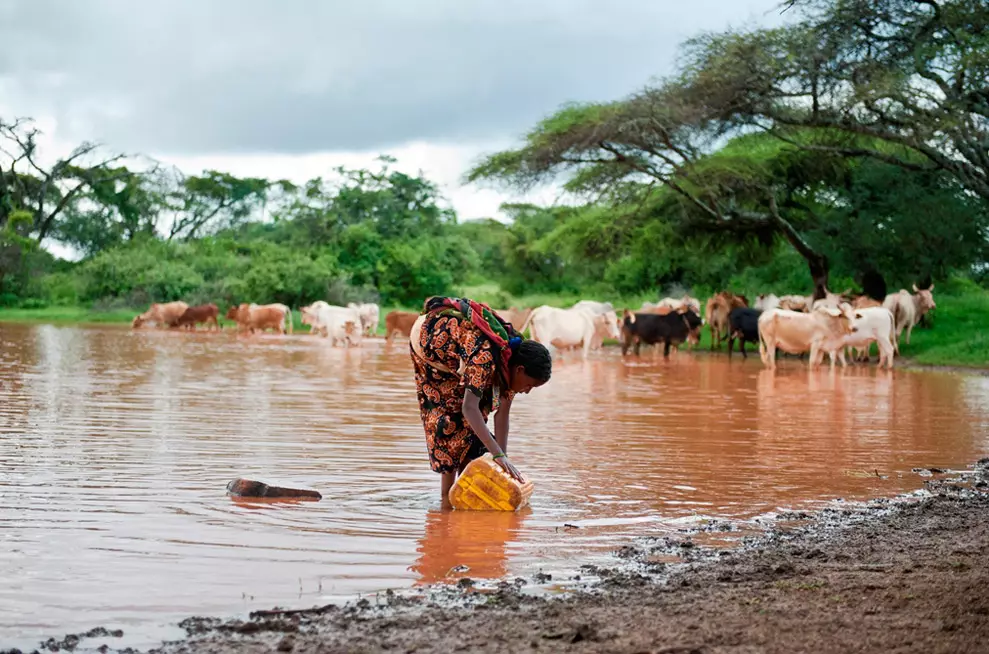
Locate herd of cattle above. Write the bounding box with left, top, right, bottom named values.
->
left=130, top=283, right=937, bottom=369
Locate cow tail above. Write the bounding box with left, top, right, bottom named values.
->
left=286, top=307, right=293, bottom=335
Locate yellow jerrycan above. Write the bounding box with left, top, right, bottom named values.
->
left=449, top=453, right=534, bottom=511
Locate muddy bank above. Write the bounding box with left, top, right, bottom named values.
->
left=19, top=462, right=975, bottom=654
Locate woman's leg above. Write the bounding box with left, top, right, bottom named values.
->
left=440, top=471, right=456, bottom=509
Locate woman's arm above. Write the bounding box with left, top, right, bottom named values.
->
left=462, top=390, right=524, bottom=482
left=493, top=393, right=513, bottom=453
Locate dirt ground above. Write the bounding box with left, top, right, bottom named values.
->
left=10, top=465, right=989, bottom=654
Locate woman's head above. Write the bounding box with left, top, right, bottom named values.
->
left=507, top=339, right=552, bottom=394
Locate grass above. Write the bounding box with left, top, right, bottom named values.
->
left=2, top=282, right=987, bottom=368
left=900, top=290, right=989, bottom=368
left=0, top=306, right=136, bottom=325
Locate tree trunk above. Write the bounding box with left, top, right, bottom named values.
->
left=768, top=196, right=829, bottom=296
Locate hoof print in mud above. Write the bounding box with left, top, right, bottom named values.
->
left=226, top=478, right=322, bottom=501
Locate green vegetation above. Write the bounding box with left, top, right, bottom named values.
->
left=2, top=1, right=988, bottom=368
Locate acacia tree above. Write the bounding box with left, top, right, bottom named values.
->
left=469, top=0, right=989, bottom=291
left=164, top=169, right=272, bottom=240
left=0, top=118, right=132, bottom=242
left=467, top=87, right=858, bottom=290
left=684, top=0, right=989, bottom=200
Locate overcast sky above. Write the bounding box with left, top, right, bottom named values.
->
left=0, top=0, right=782, bottom=223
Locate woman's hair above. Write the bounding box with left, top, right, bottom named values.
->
left=508, top=339, right=552, bottom=382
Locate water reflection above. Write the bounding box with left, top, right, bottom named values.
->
left=412, top=510, right=528, bottom=585
left=1, top=323, right=987, bottom=648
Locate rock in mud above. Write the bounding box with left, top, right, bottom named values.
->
left=225, top=478, right=322, bottom=500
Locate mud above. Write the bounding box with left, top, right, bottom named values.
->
left=12, top=460, right=982, bottom=654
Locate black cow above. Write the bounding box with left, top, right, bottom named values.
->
left=621, top=309, right=703, bottom=357
left=727, top=307, right=761, bottom=359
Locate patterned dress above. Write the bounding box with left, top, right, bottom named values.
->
left=412, top=311, right=513, bottom=473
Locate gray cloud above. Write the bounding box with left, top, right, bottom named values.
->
left=0, top=0, right=781, bottom=156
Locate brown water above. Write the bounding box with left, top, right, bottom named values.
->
left=1, top=323, right=987, bottom=648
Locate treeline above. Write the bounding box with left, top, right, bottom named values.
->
left=3, top=0, right=989, bottom=310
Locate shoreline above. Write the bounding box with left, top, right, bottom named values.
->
left=11, top=460, right=987, bottom=654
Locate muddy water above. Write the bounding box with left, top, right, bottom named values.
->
left=1, top=323, right=987, bottom=648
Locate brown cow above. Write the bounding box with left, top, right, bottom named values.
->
left=705, top=291, right=748, bottom=350
left=226, top=303, right=292, bottom=335
left=175, top=303, right=220, bottom=331
left=385, top=310, right=419, bottom=342
left=132, top=301, right=189, bottom=329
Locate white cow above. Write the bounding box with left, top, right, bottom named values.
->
left=521, top=306, right=605, bottom=358
left=838, top=307, right=897, bottom=369
left=572, top=300, right=614, bottom=315
left=811, top=288, right=852, bottom=311
left=758, top=304, right=858, bottom=369
left=348, top=302, right=381, bottom=337
left=302, top=301, right=362, bottom=347
left=754, top=294, right=780, bottom=312
left=883, top=285, right=936, bottom=346
left=571, top=300, right=620, bottom=349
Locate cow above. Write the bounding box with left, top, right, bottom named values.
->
left=852, top=295, right=883, bottom=309
left=883, top=284, right=936, bottom=346
left=640, top=302, right=675, bottom=315
left=570, top=300, right=620, bottom=349
left=754, top=294, right=780, bottom=312
left=132, top=301, right=189, bottom=329
left=385, top=311, right=419, bottom=342
left=572, top=300, right=614, bottom=315
left=811, top=288, right=852, bottom=311
left=727, top=307, right=761, bottom=359
left=226, top=303, right=292, bottom=335
left=621, top=308, right=703, bottom=358
left=778, top=295, right=812, bottom=312
left=521, top=306, right=611, bottom=358
left=303, top=301, right=362, bottom=346
left=840, top=307, right=897, bottom=369
left=347, top=302, right=381, bottom=337
left=174, top=303, right=220, bottom=331
left=757, top=304, right=858, bottom=369
left=654, top=294, right=702, bottom=316
left=705, top=291, right=749, bottom=350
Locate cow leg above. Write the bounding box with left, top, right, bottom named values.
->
left=727, top=335, right=734, bottom=358
left=663, top=341, right=672, bottom=358
left=905, top=322, right=914, bottom=345
left=878, top=338, right=894, bottom=369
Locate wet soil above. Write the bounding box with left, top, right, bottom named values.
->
left=16, top=462, right=982, bottom=654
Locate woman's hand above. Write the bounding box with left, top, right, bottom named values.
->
left=495, top=455, right=525, bottom=483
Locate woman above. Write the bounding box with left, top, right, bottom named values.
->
left=410, top=297, right=552, bottom=508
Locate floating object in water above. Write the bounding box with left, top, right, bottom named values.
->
left=226, top=478, right=322, bottom=501
left=449, top=453, right=533, bottom=511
